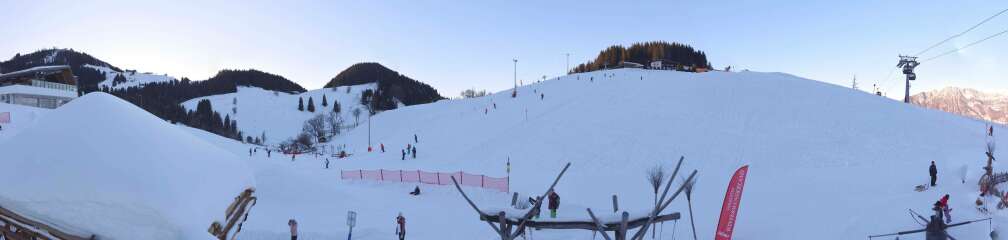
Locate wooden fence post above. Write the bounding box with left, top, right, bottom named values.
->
left=612, top=195, right=619, bottom=213
left=359, top=170, right=362, bottom=180
left=511, top=192, right=519, bottom=206
left=380, top=169, right=384, bottom=181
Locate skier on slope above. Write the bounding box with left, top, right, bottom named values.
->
left=548, top=191, right=560, bottom=218
left=930, top=161, right=938, bottom=187
left=401, top=149, right=406, bottom=160
left=412, top=147, right=417, bottom=159
left=414, top=134, right=418, bottom=143
left=396, top=213, right=407, bottom=240
left=381, top=143, right=385, bottom=153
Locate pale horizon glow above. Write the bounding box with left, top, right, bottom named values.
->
left=2, top=0, right=1006, bottom=97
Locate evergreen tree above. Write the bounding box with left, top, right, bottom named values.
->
left=307, top=97, right=316, bottom=112
left=322, top=94, right=328, bottom=107
left=333, top=100, right=341, bottom=113
left=298, top=97, right=304, bottom=111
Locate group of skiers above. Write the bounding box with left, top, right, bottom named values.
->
left=401, top=134, right=419, bottom=160
left=926, top=161, right=953, bottom=224
left=249, top=147, right=272, bottom=158
left=286, top=213, right=410, bottom=240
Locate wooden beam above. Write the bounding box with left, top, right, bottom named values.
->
left=482, top=212, right=679, bottom=231
left=586, top=208, right=613, bottom=240
left=616, top=212, right=629, bottom=240
left=510, top=162, right=571, bottom=239
left=450, top=176, right=503, bottom=233
left=633, top=170, right=697, bottom=240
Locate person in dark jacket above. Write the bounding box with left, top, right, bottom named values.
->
left=396, top=213, right=406, bottom=240
left=409, top=186, right=421, bottom=195
left=401, top=149, right=406, bottom=160
left=412, top=147, right=417, bottom=159
left=548, top=191, right=560, bottom=218
left=930, top=161, right=938, bottom=187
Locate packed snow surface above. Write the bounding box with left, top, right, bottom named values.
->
left=0, top=93, right=254, bottom=240
left=185, top=69, right=1006, bottom=239
left=5, top=68, right=1008, bottom=240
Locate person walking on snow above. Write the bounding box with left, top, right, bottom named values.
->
left=548, top=191, right=560, bottom=218
left=936, top=194, right=952, bottom=223
left=325, top=158, right=329, bottom=169
left=381, top=143, right=385, bottom=153
left=396, top=213, right=406, bottom=240
left=411, top=147, right=417, bottom=159
left=929, top=161, right=938, bottom=187
left=401, top=149, right=406, bottom=160
left=414, top=134, right=418, bottom=143
left=288, top=219, right=298, bottom=240
left=249, top=148, right=252, bottom=156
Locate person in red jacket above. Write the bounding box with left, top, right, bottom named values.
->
left=935, top=194, right=951, bottom=223
left=396, top=213, right=406, bottom=240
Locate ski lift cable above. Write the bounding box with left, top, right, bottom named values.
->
left=922, top=27, right=1008, bottom=63
left=914, top=7, right=1008, bottom=56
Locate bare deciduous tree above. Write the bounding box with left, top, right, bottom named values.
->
left=646, top=163, right=665, bottom=239
left=352, top=108, right=362, bottom=127
left=302, top=114, right=327, bottom=143
left=326, top=112, right=343, bottom=137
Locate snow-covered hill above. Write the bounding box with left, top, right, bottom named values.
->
left=913, top=86, right=1008, bottom=125
left=4, top=68, right=1006, bottom=239
left=0, top=93, right=253, bottom=239
left=181, top=68, right=1004, bottom=239
left=181, top=84, right=380, bottom=144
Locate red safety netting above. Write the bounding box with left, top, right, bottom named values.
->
left=341, top=169, right=508, bottom=192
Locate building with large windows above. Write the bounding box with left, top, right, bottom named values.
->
left=0, top=65, right=79, bottom=109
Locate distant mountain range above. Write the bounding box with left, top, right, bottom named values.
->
left=1, top=48, right=444, bottom=140
left=911, top=87, right=1008, bottom=124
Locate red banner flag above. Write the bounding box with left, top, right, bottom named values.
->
left=0, top=112, right=9, bottom=123
left=715, top=165, right=749, bottom=240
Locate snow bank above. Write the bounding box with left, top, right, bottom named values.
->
left=0, top=92, right=254, bottom=240
left=0, top=102, right=49, bottom=143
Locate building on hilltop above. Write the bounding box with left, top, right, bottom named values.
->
left=0, top=65, right=78, bottom=109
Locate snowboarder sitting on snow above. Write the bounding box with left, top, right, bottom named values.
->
left=409, top=186, right=421, bottom=196
left=288, top=219, right=298, bottom=240
left=929, top=161, right=938, bottom=187
left=548, top=191, right=560, bottom=218
left=396, top=213, right=406, bottom=240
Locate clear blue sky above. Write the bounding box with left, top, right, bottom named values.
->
left=2, top=0, right=1006, bottom=97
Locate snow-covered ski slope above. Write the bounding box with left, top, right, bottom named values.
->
left=181, top=84, right=380, bottom=144
left=195, top=69, right=1005, bottom=239
left=3, top=68, right=1005, bottom=239
left=86, top=64, right=176, bottom=90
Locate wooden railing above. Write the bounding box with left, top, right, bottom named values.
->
left=0, top=205, right=95, bottom=240
left=208, top=188, right=257, bottom=240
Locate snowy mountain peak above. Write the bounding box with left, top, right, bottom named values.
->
left=912, top=86, right=1008, bottom=124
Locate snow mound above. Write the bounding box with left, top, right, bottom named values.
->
left=0, top=92, right=254, bottom=240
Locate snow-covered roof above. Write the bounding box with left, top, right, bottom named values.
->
left=0, top=65, right=71, bottom=80
left=0, top=85, right=77, bottom=98
left=0, top=92, right=255, bottom=239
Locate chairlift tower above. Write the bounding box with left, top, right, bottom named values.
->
left=897, top=55, right=920, bottom=103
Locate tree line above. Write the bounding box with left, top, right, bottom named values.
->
left=571, top=41, right=711, bottom=73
